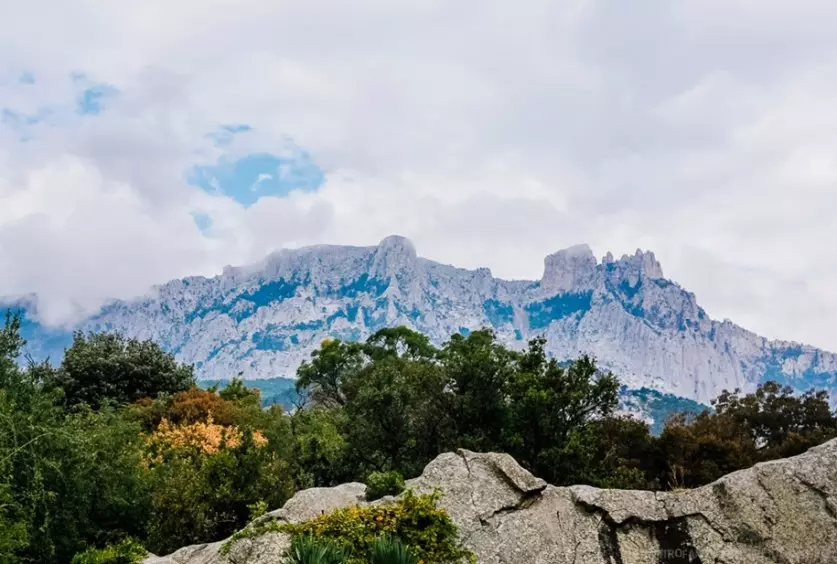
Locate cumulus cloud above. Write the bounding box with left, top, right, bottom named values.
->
left=2, top=0, right=837, bottom=350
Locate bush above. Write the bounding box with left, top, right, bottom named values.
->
left=365, top=471, right=405, bottom=501
left=369, top=536, right=419, bottom=564
left=225, top=490, right=473, bottom=564
left=282, top=490, right=472, bottom=563
left=286, top=535, right=346, bottom=564
left=70, top=538, right=147, bottom=564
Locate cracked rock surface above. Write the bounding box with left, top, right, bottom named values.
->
left=145, top=439, right=837, bottom=563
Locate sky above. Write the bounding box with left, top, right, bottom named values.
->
left=1, top=0, right=837, bottom=350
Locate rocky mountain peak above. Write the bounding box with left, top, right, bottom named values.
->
left=370, top=235, right=418, bottom=279
left=603, top=248, right=664, bottom=290
left=15, top=236, right=837, bottom=408
left=540, top=244, right=597, bottom=294
left=625, top=248, right=664, bottom=279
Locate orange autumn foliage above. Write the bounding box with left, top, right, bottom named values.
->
left=129, top=388, right=239, bottom=431
left=167, top=388, right=237, bottom=426
left=144, top=415, right=268, bottom=464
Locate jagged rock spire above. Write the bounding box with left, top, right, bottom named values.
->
left=540, top=244, right=597, bottom=294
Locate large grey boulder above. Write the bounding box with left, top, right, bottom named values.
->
left=145, top=438, right=837, bottom=563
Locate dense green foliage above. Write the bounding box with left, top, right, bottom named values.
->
left=365, top=471, right=405, bottom=501
left=0, top=312, right=293, bottom=562
left=3, top=308, right=837, bottom=562
left=46, top=331, right=195, bottom=410
left=0, top=314, right=151, bottom=563
left=70, top=538, right=147, bottom=564
left=294, top=328, right=621, bottom=485
left=276, top=490, right=473, bottom=564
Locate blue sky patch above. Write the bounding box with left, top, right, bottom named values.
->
left=188, top=147, right=325, bottom=207
left=77, top=84, right=119, bottom=115
left=1, top=72, right=116, bottom=141
left=191, top=212, right=213, bottom=234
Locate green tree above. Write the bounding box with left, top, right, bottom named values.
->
left=145, top=433, right=295, bottom=555
left=217, top=376, right=262, bottom=407
left=550, top=416, right=654, bottom=489
left=343, top=329, right=452, bottom=478
left=363, top=327, right=438, bottom=362
left=504, top=338, right=619, bottom=483
left=47, top=331, right=195, bottom=410
left=440, top=330, right=515, bottom=452
left=0, top=311, right=25, bottom=380
left=290, top=406, right=350, bottom=488
left=713, top=381, right=837, bottom=459
left=343, top=358, right=417, bottom=476
left=294, top=328, right=454, bottom=481
left=653, top=381, right=837, bottom=489
left=656, top=410, right=757, bottom=488
left=0, top=312, right=30, bottom=559
left=296, top=339, right=365, bottom=407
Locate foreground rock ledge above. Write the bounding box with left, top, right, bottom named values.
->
left=145, top=438, right=837, bottom=564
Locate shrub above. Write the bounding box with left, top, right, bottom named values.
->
left=283, top=490, right=472, bottom=563
left=369, top=536, right=419, bottom=564
left=224, top=490, right=474, bottom=564
left=365, top=471, right=405, bottom=501
left=286, top=535, right=346, bottom=564
left=70, top=538, right=147, bottom=564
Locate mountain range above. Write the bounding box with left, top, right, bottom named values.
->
left=6, top=235, right=837, bottom=409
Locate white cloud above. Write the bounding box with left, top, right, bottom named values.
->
left=2, top=0, right=837, bottom=351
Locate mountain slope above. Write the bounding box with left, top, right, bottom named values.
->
left=7, top=235, right=837, bottom=404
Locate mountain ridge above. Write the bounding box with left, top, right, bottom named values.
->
left=6, top=235, right=837, bottom=405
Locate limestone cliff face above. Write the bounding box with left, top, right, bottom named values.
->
left=14, top=235, right=837, bottom=405
left=145, top=438, right=837, bottom=564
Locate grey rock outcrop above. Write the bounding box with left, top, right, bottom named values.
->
left=255, top=482, right=367, bottom=525
left=540, top=244, right=598, bottom=295
left=145, top=438, right=837, bottom=564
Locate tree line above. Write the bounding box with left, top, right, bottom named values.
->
left=2, top=311, right=836, bottom=562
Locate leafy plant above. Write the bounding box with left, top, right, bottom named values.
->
left=281, top=490, right=473, bottom=564
left=365, top=471, right=405, bottom=501
left=369, top=536, right=419, bottom=564
left=224, top=490, right=473, bottom=564
left=70, top=538, right=147, bottom=564
left=285, top=535, right=346, bottom=564
left=248, top=499, right=269, bottom=520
